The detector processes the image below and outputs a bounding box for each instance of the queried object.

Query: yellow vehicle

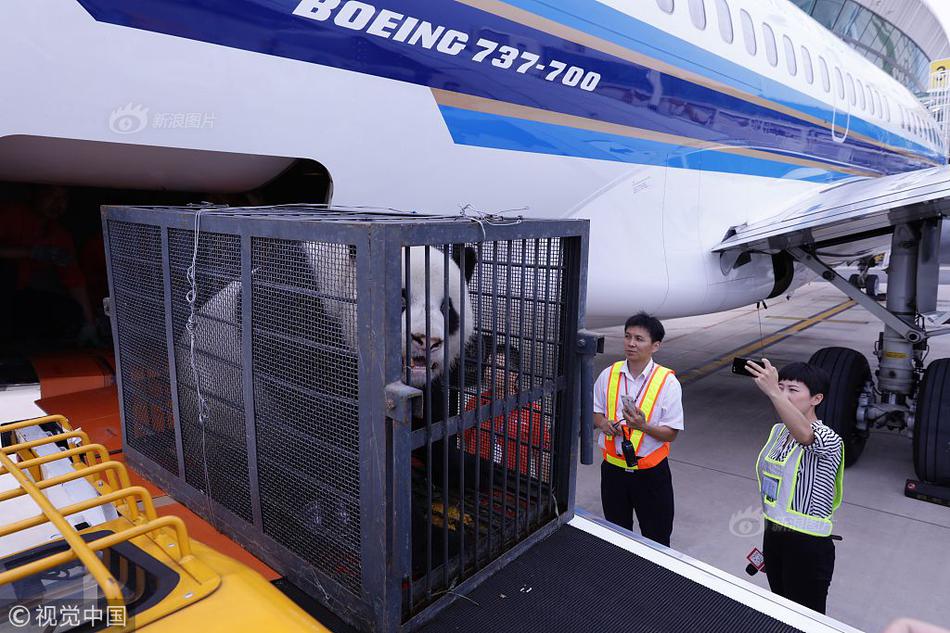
[0,414,328,632]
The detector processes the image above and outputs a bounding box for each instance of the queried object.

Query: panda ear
[451,245,478,282]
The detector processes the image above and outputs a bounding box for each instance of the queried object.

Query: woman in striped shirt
[746,359,844,615]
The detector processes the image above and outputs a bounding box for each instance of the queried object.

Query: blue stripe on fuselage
[74,0,938,173]
[498,0,942,163]
[440,105,852,182]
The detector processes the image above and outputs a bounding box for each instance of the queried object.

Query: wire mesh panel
[107,220,178,477]
[252,238,362,596]
[168,229,252,523]
[103,206,589,633]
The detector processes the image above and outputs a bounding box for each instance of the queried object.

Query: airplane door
[831,57,851,143]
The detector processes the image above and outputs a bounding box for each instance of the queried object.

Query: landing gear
[914,358,950,485]
[787,219,946,471]
[809,347,871,467]
[848,256,883,301]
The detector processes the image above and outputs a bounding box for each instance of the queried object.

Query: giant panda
[295,242,478,392]
[184,241,477,411]
[181,239,479,585]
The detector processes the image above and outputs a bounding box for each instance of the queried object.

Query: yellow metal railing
[0,414,217,626]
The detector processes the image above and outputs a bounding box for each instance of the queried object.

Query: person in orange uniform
[0,185,97,345]
[593,313,683,546]
[464,345,549,479]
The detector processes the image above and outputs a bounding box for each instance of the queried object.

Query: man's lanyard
[623,360,653,408]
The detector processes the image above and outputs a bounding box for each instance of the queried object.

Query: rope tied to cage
[185,207,218,529]
[457,203,525,242]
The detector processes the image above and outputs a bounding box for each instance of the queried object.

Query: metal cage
[101,205,591,632]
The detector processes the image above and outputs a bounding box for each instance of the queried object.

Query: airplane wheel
[865,274,879,300]
[809,347,870,467]
[848,273,861,288]
[914,359,950,485]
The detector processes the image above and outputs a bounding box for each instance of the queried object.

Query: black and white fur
[190,242,477,394]
[397,245,477,389]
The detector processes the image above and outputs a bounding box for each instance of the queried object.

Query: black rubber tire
[914,359,950,485]
[848,273,861,288]
[865,274,879,300]
[808,347,871,467]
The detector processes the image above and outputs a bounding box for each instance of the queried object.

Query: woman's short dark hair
[778,362,830,398]
[624,312,665,342]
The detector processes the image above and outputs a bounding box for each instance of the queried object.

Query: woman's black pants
[762,521,835,614]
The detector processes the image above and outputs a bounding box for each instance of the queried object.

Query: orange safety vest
[603,361,674,470]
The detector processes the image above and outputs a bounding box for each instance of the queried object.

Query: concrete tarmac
[575,280,950,633]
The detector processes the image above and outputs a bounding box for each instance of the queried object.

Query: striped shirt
[766,421,843,518]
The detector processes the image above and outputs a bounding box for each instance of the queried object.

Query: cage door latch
[385,381,423,423]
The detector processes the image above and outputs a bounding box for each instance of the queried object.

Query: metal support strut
[787,221,948,433]
[787,244,927,344]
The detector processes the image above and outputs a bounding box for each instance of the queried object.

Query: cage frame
[101,205,591,632]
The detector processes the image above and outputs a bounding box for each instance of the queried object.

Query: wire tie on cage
[185,207,218,529]
[457,204,526,242]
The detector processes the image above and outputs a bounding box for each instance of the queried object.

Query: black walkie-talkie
[621,436,639,468]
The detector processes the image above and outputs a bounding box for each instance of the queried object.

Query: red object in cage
[463,391,550,479]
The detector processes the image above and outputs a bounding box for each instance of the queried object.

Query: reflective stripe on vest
[603,361,674,470]
[755,424,845,537]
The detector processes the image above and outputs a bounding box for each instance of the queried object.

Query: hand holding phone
[620,394,639,412]
[620,394,647,429]
[732,356,759,377]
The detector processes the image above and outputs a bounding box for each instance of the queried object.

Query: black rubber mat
[418,524,804,633]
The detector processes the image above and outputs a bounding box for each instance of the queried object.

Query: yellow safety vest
[755,424,845,537]
[603,361,674,470]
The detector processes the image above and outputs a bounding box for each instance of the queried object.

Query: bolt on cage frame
[0,415,220,630]
[100,205,592,632]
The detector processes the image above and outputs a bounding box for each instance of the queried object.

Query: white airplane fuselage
[0,0,945,319]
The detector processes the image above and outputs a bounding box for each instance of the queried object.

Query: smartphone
[731,356,758,377]
[620,394,639,413]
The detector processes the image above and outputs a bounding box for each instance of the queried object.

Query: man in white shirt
[592,312,684,546]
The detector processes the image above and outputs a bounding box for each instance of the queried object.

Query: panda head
[402,245,477,388]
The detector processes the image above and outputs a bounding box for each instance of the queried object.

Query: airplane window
[856,78,866,110]
[762,23,778,67]
[846,73,855,106]
[800,46,813,84]
[782,35,796,76]
[873,90,882,118]
[818,56,830,92]
[740,10,756,55]
[715,0,733,43]
[689,0,706,29]
[834,66,844,101]
[656,0,675,13]
[882,97,890,122]
[866,85,874,115]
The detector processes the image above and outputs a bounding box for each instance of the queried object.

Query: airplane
[1,0,949,483]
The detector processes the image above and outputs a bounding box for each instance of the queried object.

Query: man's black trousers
[762,521,835,614]
[600,458,673,546]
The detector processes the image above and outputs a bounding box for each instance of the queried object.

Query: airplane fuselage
[0,0,944,318]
